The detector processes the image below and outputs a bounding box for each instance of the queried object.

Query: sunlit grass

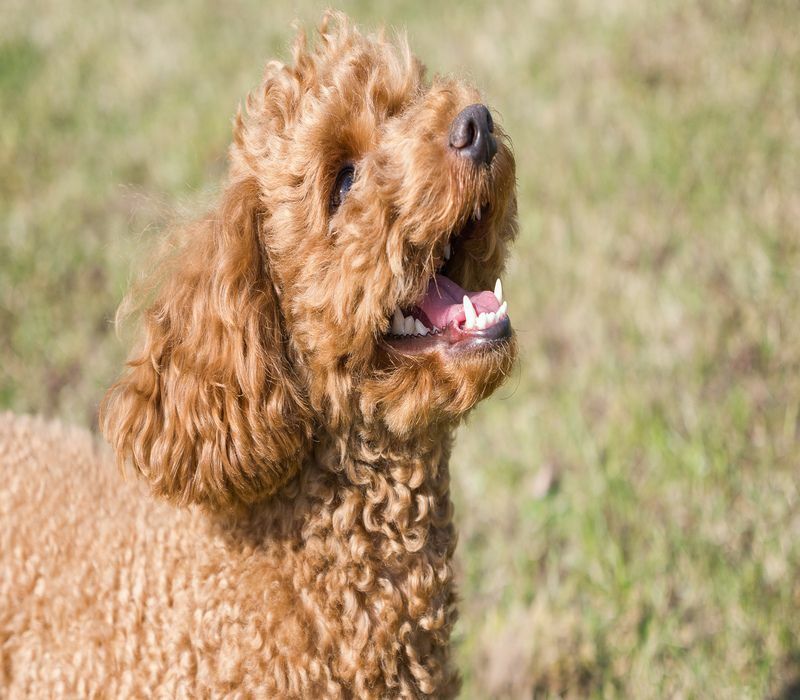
[2,1,799,696]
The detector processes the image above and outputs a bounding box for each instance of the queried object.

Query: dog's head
[102,13,517,509]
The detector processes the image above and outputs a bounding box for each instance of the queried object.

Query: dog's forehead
[291,29,427,113]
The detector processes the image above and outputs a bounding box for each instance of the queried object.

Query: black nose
[449,104,497,166]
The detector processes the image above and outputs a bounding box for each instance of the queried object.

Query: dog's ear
[101,177,312,510]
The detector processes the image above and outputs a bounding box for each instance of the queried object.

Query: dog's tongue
[418,274,500,329]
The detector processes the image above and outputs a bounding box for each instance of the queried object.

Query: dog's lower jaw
[215,426,462,698]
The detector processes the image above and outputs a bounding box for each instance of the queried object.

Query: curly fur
[0,13,517,698]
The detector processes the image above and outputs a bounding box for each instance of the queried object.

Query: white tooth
[414,319,428,336]
[475,207,481,221]
[476,313,487,330]
[487,312,496,326]
[497,301,508,319]
[444,242,451,260]
[494,279,503,304]
[392,308,405,335]
[463,295,477,329]
[404,316,416,335]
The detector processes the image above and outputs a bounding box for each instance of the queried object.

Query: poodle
[0,13,517,698]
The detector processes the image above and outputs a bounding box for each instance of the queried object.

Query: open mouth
[384,211,511,354]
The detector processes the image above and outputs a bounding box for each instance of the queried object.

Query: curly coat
[0,14,517,698]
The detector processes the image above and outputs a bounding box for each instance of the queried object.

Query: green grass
[2,1,799,697]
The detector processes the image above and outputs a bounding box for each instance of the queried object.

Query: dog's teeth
[392,308,405,335]
[475,207,481,221]
[404,315,416,335]
[463,295,477,329]
[497,301,508,319]
[444,242,451,261]
[414,319,428,336]
[494,279,503,304]
[476,313,487,330]
[487,312,496,326]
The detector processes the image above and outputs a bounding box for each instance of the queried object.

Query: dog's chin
[367,326,517,435]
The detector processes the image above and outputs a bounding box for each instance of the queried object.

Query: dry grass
[2,1,799,697]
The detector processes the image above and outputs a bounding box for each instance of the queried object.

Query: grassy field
[2,0,799,697]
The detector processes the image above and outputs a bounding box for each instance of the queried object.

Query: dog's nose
[449,104,497,166]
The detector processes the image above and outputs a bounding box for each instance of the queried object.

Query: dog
[0,13,517,698]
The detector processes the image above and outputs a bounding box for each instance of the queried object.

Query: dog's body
[0,14,516,698]
[1,414,457,697]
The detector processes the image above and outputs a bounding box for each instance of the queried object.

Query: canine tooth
[497,301,508,319]
[444,242,451,260]
[475,207,481,221]
[463,295,477,329]
[404,316,416,335]
[414,319,428,336]
[494,279,503,304]
[392,308,405,335]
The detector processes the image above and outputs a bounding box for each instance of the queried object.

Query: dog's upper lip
[437,203,487,274]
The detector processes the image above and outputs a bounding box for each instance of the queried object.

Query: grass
[2,0,799,696]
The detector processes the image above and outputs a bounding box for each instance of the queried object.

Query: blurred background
[2,0,799,697]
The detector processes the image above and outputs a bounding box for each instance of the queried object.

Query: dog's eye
[330,165,355,212]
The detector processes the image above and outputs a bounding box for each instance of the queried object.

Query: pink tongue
[417,274,499,329]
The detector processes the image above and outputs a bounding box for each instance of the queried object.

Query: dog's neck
[295,421,458,561]
[214,422,460,695]
[217,420,457,541]
[317,423,460,693]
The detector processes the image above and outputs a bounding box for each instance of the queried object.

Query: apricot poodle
[0,13,517,698]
